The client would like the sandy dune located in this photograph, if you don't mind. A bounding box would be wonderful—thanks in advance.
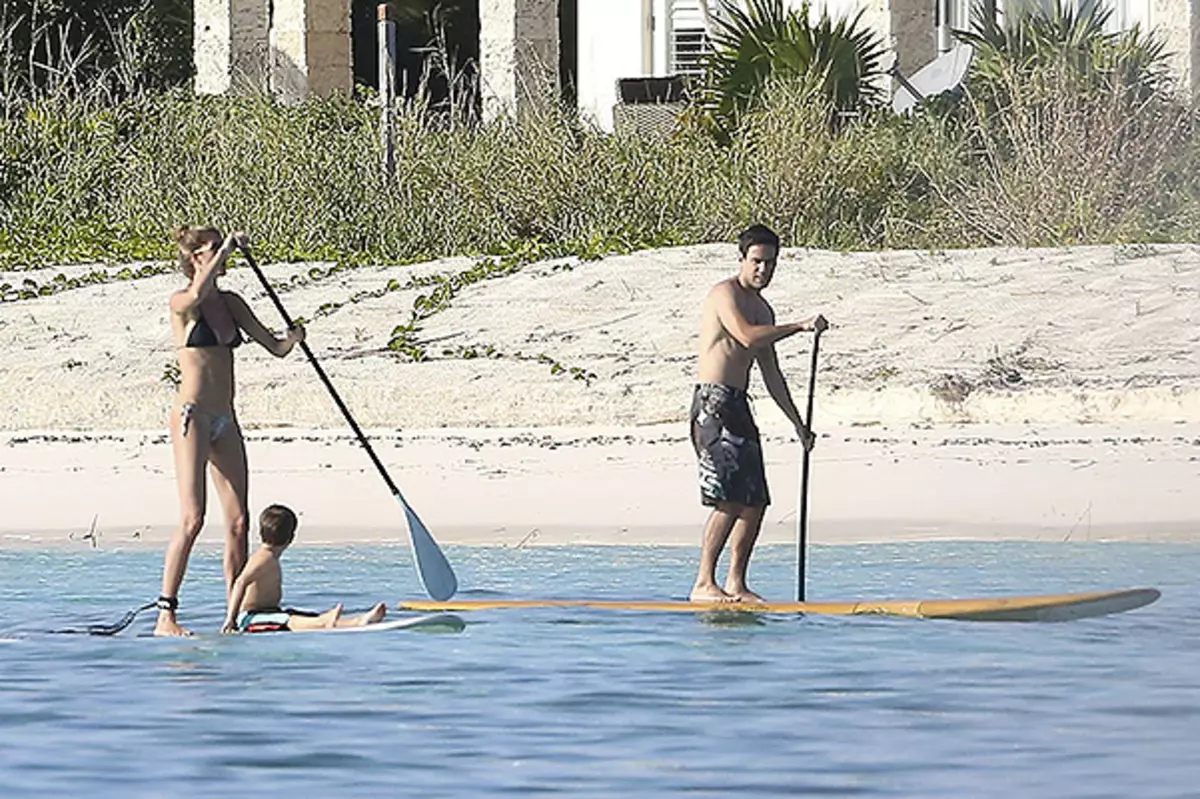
[1,242,1197,547]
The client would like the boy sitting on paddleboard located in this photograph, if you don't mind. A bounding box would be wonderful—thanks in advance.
[222,504,387,634]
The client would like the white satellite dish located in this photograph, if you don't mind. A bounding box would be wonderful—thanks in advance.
[890,44,975,115]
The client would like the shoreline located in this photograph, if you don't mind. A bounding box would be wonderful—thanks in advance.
[3,421,1197,549]
[5,522,1196,552]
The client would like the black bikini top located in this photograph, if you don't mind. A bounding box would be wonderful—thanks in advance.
[184,305,242,349]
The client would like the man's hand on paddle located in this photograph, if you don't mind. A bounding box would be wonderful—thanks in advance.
[793,316,825,451]
[790,315,828,336]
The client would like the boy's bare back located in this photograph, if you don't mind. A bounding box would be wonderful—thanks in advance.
[238,547,284,611]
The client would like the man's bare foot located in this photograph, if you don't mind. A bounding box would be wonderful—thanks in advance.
[724,584,765,603]
[690,583,736,603]
[316,603,344,629]
[153,613,193,637]
[360,602,387,626]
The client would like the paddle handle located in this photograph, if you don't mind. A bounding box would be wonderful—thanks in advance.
[797,327,823,602]
[238,246,406,504]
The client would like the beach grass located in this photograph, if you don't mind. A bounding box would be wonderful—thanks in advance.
[1,48,1197,273]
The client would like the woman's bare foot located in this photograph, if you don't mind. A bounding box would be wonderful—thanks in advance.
[360,602,387,626]
[153,612,193,637]
[690,582,736,603]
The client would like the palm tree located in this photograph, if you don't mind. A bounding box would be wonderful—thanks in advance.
[958,0,1173,105]
[697,0,886,139]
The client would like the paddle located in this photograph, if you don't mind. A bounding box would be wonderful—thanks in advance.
[238,245,458,601]
[796,319,826,602]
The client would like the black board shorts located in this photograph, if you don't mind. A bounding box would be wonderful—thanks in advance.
[689,383,770,509]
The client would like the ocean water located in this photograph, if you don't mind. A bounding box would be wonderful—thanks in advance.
[0,541,1197,798]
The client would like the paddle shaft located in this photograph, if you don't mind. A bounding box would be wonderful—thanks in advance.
[238,247,406,502]
[797,328,823,602]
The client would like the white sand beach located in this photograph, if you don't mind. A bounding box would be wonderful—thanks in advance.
[1,242,1198,548]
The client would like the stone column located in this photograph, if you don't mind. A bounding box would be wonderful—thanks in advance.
[875,0,937,79]
[194,0,270,95]
[480,0,561,123]
[270,0,353,104]
[1151,0,1200,99]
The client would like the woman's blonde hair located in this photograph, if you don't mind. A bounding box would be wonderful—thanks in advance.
[175,226,223,278]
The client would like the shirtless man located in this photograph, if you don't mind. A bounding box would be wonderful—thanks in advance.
[689,224,828,603]
[222,504,387,633]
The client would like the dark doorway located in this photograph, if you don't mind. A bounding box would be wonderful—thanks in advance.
[350,0,481,106]
[351,2,574,114]
[559,0,577,107]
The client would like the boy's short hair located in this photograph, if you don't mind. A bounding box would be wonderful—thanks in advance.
[260,504,297,547]
[737,224,781,257]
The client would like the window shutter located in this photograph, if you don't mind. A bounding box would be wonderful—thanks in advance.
[669,0,712,76]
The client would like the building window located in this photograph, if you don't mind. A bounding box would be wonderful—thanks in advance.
[672,27,711,75]
[669,0,713,76]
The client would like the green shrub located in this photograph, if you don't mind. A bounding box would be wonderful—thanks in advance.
[0,0,191,108]
[2,0,1199,274]
[936,0,1197,245]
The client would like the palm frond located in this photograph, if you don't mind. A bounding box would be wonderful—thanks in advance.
[698,0,886,140]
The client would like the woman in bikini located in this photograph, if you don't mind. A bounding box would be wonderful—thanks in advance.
[155,227,306,636]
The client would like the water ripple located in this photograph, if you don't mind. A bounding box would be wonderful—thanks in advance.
[0,541,1196,797]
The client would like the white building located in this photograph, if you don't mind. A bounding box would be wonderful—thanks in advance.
[195,1,1199,126]
[574,0,1195,131]
[577,0,923,130]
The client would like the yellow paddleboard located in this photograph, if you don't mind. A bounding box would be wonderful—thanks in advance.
[399,588,1160,622]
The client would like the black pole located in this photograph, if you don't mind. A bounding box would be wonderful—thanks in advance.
[797,327,824,602]
[239,245,457,600]
[238,246,404,499]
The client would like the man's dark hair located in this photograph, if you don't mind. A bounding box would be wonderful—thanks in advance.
[737,224,781,257]
[260,504,297,547]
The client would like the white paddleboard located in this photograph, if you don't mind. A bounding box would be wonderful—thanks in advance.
[119,613,467,638]
[320,612,465,634]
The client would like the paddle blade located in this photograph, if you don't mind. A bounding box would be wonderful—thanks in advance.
[399,497,457,600]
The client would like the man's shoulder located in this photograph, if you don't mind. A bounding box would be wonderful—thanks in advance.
[706,278,736,299]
